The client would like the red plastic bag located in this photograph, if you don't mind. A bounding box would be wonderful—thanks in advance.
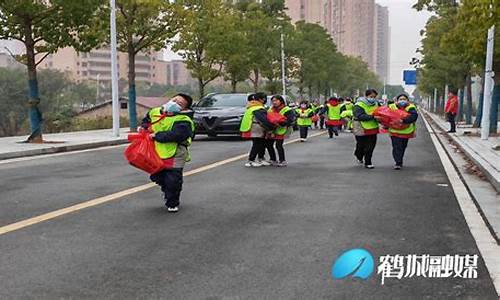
[311,115,319,123]
[267,111,287,125]
[373,106,410,130]
[124,131,165,174]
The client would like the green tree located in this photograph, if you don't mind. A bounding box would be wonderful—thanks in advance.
[0,0,104,141]
[115,0,184,131]
[173,0,230,99]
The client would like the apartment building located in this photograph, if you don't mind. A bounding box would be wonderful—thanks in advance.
[285,0,390,80]
[40,47,168,86]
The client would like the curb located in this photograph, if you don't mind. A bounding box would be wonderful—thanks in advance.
[0,138,129,161]
[423,110,500,193]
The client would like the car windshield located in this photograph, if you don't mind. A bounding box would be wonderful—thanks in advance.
[196,94,247,108]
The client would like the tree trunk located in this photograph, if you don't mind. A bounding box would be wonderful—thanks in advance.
[473,91,483,128]
[128,46,137,132]
[231,78,238,93]
[198,78,205,100]
[465,74,473,125]
[250,69,259,92]
[25,22,43,143]
[490,85,499,134]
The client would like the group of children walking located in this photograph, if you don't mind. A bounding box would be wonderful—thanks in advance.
[239,93,295,167]
[240,89,419,170]
[138,89,418,212]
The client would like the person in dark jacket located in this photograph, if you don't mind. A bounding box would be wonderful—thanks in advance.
[265,95,296,166]
[141,93,194,213]
[240,93,276,167]
[388,94,419,170]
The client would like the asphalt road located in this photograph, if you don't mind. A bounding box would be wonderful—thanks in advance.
[0,123,497,299]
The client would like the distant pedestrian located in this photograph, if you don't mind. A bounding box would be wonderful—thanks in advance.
[388,94,419,170]
[445,89,459,133]
[240,93,276,167]
[353,89,382,169]
[141,93,194,213]
[325,97,343,138]
[295,100,315,142]
[265,95,296,167]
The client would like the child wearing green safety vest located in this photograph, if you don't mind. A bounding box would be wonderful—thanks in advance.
[388,94,418,170]
[240,93,276,168]
[265,95,296,167]
[340,97,354,131]
[353,89,382,169]
[141,93,194,213]
[295,100,314,142]
[325,97,343,138]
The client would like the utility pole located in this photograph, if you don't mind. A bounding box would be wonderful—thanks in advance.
[481,24,495,140]
[110,0,120,137]
[280,31,286,97]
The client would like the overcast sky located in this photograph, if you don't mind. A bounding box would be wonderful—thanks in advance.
[376,0,432,85]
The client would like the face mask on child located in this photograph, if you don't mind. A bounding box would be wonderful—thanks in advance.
[163,101,182,113]
[397,100,409,108]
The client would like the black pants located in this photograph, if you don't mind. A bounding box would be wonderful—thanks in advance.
[266,139,285,162]
[391,136,409,166]
[447,113,456,132]
[249,138,266,161]
[354,134,377,165]
[327,125,339,138]
[299,126,309,139]
[319,116,325,129]
[150,168,183,208]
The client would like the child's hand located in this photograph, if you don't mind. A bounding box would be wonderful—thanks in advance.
[149,133,156,140]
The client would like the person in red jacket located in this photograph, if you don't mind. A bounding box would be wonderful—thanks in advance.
[445,89,459,133]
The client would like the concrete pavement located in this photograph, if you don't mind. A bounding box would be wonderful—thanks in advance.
[0,123,498,298]
[0,128,130,161]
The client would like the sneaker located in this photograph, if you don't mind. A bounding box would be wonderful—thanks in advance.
[245,161,262,167]
[365,164,375,169]
[303,138,307,142]
[167,206,179,213]
[394,165,402,170]
[258,159,271,166]
[355,157,364,165]
[269,160,279,166]
[277,161,288,167]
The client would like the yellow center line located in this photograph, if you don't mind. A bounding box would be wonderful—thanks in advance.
[0,130,326,236]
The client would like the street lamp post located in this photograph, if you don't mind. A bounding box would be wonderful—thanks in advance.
[110,0,120,137]
[280,31,286,96]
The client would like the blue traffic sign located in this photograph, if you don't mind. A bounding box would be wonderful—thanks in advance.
[403,70,417,85]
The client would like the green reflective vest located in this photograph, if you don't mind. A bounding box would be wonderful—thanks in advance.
[149,107,195,160]
[388,103,417,135]
[269,106,292,136]
[341,102,354,112]
[240,105,264,132]
[327,103,341,121]
[295,108,313,126]
[355,101,379,130]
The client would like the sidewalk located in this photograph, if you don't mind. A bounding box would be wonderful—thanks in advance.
[424,110,500,193]
[0,129,129,160]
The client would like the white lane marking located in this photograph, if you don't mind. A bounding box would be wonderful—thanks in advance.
[0,131,326,236]
[0,144,128,165]
[422,114,500,297]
